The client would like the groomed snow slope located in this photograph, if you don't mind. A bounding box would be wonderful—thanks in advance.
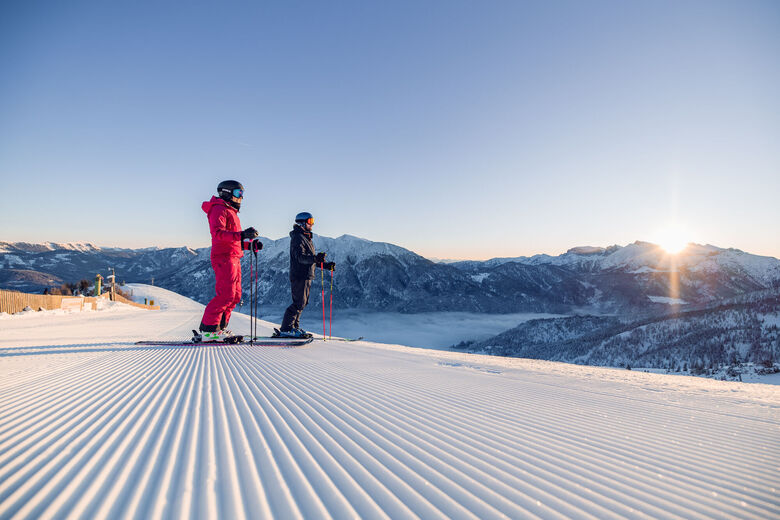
[0,285,778,519]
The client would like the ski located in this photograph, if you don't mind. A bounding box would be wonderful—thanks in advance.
[135,337,312,347]
[248,337,313,347]
[136,330,312,347]
[270,328,362,343]
[136,340,208,346]
[135,336,242,346]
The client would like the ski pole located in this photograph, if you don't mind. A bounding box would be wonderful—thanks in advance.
[248,252,254,345]
[254,249,259,341]
[321,261,326,340]
[253,252,256,342]
[329,267,333,340]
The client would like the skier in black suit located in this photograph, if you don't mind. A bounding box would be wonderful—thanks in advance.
[277,212,335,338]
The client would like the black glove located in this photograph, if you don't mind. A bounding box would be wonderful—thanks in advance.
[315,252,327,264]
[241,227,259,240]
[323,261,336,271]
[251,239,263,252]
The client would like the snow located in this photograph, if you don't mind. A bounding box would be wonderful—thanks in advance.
[0,284,778,519]
[566,246,606,255]
[763,314,780,328]
[3,255,25,267]
[426,257,464,264]
[0,241,102,253]
[629,266,661,274]
[315,234,420,266]
[647,295,688,305]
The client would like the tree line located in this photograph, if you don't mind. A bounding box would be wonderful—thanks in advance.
[42,279,133,299]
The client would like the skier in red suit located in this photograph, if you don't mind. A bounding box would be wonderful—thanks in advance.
[198,180,261,342]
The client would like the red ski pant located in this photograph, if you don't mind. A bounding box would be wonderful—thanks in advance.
[201,255,242,330]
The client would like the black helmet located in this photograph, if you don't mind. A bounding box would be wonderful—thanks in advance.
[218,180,244,199]
[295,211,313,224]
[217,180,244,210]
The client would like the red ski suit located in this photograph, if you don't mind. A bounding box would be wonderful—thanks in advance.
[201,196,244,330]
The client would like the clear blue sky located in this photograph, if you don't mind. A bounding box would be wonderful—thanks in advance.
[1,0,778,259]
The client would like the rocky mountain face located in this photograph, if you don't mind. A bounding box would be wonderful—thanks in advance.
[2,239,779,315]
[453,241,780,308]
[0,242,201,291]
[154,235,606,313]
[457,289,780,376]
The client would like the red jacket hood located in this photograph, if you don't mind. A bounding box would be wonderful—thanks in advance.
[202,196,236,215]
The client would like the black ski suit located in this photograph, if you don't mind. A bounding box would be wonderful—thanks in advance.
[281,225,320,332]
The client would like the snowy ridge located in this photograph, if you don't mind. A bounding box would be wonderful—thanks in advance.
[472,241,780,282]
[254,233,422,267]
[0,241,175,255]
[0,242,105,254]
[0,285,777,518]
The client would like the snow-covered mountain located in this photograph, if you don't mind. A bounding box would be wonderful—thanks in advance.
[0,241,200,291]
[459,288,780,376]
[0,241,107,254]
[1,238,779,314]
[455,241,780,280]
[157,234,515,313]
[452,241,780,310]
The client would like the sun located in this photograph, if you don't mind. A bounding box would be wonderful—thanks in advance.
[655,226,690,254]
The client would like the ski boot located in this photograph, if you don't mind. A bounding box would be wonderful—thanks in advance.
[294,328,314,339]
[201,330,231,342]
[273,328,309,339]
[196,329,243,343]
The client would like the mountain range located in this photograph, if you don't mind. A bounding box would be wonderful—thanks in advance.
[2,238,779,314]
[456,288,780,375]
[3,237,779,375]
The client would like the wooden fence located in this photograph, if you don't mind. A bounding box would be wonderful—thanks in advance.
[0,289,159,315]
[0,290,63,314]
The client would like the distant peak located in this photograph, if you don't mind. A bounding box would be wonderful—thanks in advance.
[335,234,371,242]
[631,240,658,248]
[566,246,606,255]
[1,241,103,253]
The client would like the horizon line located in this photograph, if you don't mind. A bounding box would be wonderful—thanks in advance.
[2,237,777,262]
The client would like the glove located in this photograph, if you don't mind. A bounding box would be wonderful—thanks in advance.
[241,227,259,240]
[251,239,263,252]
[315,252,327,264]
[323,261,336,271]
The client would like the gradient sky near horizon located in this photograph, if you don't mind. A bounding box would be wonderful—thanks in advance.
[1,0,778,260]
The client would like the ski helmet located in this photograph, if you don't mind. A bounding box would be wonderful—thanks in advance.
[295,211,314,230]
[217,180,244,210]
[295,211,314,224]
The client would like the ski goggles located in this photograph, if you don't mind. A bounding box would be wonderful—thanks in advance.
[304,217,314,225]
[231,188,244,198]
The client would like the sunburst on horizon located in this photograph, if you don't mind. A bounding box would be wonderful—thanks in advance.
[653,224,692,255]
